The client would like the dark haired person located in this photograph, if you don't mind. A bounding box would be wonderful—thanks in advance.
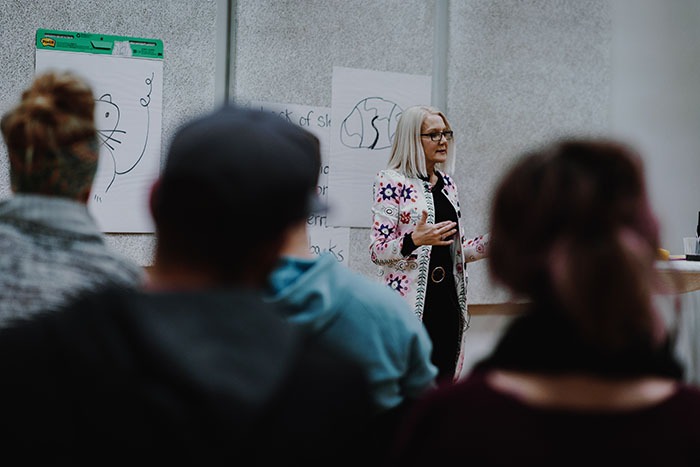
[389,139,700,466]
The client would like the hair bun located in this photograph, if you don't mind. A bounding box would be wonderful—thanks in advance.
[23,94,57,122]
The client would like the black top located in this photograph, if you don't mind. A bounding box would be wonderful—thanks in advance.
[400,172,462,382]
[475,305,683,379]
[401,172,458,261]
[428,172,458,269]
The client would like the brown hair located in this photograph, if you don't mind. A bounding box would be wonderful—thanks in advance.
[1,71,98,200]
[489,139,662,351]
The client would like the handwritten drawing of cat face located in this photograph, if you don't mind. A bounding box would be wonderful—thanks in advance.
[94,91,151,193]
[95,94,123,192]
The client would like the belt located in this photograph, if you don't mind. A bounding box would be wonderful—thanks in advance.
[430,266,447,284]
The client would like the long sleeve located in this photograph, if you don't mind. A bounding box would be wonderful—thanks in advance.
[462,232,490,262]
[370,170,415,265]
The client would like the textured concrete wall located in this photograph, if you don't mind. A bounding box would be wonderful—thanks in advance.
[446,0,612,304]
[611,0,700,253]
[0,0,219,266]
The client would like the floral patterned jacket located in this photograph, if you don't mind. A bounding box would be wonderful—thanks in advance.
[369,169,489,376]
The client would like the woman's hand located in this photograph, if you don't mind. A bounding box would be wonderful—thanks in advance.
[411,210,457,246]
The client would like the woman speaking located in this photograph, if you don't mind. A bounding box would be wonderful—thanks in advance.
[370,105,488,383]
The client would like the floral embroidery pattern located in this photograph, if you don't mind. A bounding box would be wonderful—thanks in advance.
[374,222,395,241]
[442,174,454,188]
[400,184,417,203]
[399,211,411,224]
[386,273,410,296]
[466,235,484,246]
[464,235,490,261]
[377,182,401,203]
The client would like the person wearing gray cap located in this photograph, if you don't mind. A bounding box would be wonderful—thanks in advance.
[0,105,375,466]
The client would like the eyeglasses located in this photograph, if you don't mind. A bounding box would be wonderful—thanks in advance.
[420,130,454,142]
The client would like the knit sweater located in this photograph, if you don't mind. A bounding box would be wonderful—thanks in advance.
[0,194,144,326]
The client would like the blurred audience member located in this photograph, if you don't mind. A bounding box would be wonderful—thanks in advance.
[269,221,437,411]
[0,71,143,326]
[267,130,436,418]
[268,217,437,460]
[0,105,375,466]
[389,139,700,466]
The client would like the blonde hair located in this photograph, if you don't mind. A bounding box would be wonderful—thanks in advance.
[386,105,455,178]
[1,71,98,199]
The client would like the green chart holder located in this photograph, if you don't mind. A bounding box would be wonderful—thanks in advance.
[36,29,163,59]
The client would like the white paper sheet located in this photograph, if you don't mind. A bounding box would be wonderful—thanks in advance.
[35,49,163,233]
[327,67,431,227]
[252,101,351,264]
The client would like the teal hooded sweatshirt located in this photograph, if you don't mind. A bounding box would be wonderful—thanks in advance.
[267,253,437,411]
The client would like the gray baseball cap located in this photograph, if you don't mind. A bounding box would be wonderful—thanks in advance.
[159,104,327,232]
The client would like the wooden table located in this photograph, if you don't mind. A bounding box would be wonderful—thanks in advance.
[470,260,700,316]
[656,259,700,294]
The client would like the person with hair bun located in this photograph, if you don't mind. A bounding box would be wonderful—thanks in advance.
[0,71,143,325]
[389,139,700,466]
[370,105,489,384]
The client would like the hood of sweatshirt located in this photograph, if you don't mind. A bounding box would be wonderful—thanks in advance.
[266,253,343,335]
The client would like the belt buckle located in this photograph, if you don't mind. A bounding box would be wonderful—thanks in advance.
[431,266,446,284]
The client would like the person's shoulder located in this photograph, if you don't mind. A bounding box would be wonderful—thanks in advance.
[670,383,700,409]
[0,286,134,370]
[329,259,419,320]
[407,371,493,415]
[62,284,137,311]
[109,255,147,279]
[438,170,458,188]
[79,247,146,284]
[329,258,398,299]
[47,286,141,337]
[355,276,408,311]
[375,169,406,182]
